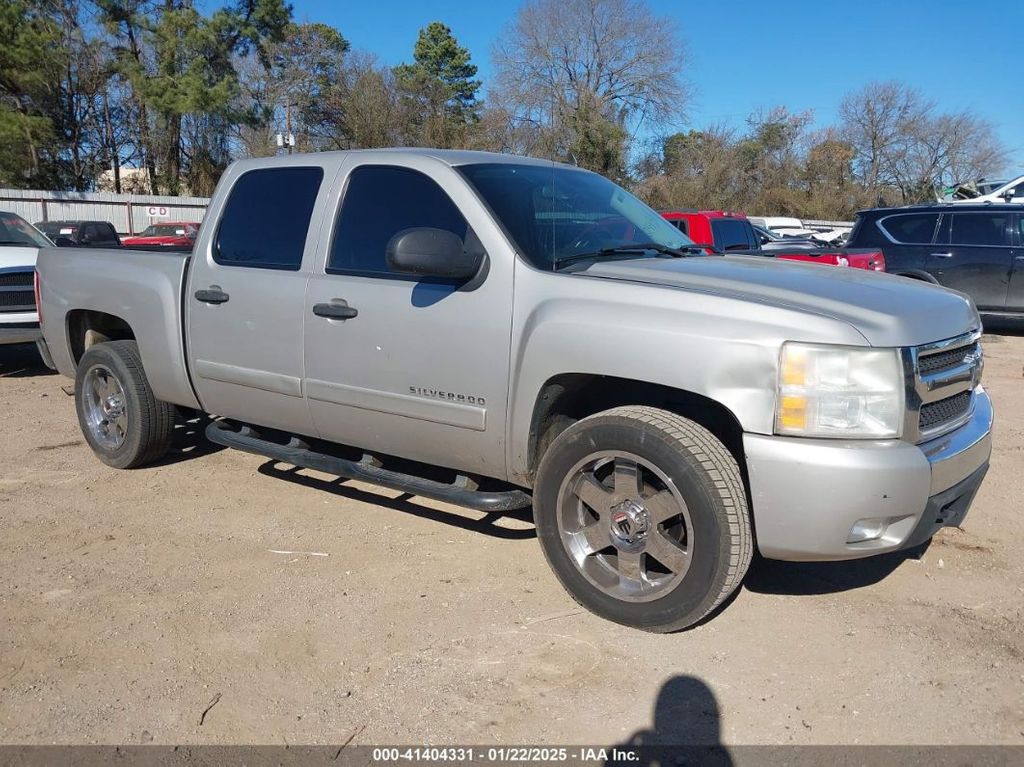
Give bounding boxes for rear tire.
[75,340,175,468]
[533,406,752,632]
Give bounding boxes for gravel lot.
[0,334,1022,746]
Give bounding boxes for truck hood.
[0,245,40,270]
[578,255,978,347]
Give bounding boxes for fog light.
[848,517,889,543]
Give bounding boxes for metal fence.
[1,187,854,238]
[0,188,210,236]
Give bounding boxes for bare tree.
[840,80,1006,202]
[894,111,1006,200]
[838,81,930,191]
[492,0,688,174]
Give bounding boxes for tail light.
[871,252,886,272]
[33,270,42,323]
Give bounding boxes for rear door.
[186,162,334,435]
[929,211,1012,311]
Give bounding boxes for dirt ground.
[0,334,1022,747]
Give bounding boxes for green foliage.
[96,0,291,192]
[394,22,480,147]
[564,99,627,178]
[0,0,66,186]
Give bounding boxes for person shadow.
[609,675,732,766]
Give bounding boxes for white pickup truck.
[0,210,51,357]
[36,150,993,631]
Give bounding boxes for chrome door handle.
[930,252,953,258]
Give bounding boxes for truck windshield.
[0,212,52,248]
[458,163,697,270]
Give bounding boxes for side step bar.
[205,420,532,512]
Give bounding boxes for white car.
[746,216,818,238]
[0,211,52,358]
[945,175,1024,204]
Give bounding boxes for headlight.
[776,342,904,438]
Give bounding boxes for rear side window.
[878,213,939,244]
[949,213,1010,247]
[710,218,755,251]
[215,167,323,270]
[329,166,468,276]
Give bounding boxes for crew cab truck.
[661,209,885,271]
[37,150,993,632]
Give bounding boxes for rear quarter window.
[878,213,940,244]
[214,166,324,270]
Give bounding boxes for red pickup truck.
[661,210,885,271]
[122,222,200,249]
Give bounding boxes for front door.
[303,159,514,479]
[187,163,332,435]
[927,211,1013,312]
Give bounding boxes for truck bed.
[35,246,200,410]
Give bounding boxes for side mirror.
[759,234,770,245]
[54,237,76,248]
[1001,191,1016,203]
[386,227,482,280]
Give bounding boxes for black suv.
[846,203,1022,319]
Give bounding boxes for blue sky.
[290,0,1023,170]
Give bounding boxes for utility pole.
[286,102,293,155]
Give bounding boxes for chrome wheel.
[556,451,693,603]
[82,364,128,450]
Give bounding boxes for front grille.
[920,391,972,431]
[0,270,35,314]
[918,342,978,376]
[907,331,982,441]
[0,289,34,312]
[0,272,33,288]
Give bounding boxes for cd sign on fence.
[146,205,169,218]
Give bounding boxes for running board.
[205,420,532,512]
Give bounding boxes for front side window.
[949,213,1010,247]
[878,213,939,244]
[215,167,323,270]
[458,163,693,270]
[329,166,469,277]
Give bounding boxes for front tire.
[534,406,752,632]
[75,340,175,469]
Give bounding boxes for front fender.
[505,267,868,484]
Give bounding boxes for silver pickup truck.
[36,149,992,632]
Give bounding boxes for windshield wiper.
[553,242,705,270]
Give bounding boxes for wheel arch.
[67,309,136,367]
[893,269,939,284]
[526,373,747,483]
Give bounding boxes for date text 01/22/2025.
[371,747,640,762]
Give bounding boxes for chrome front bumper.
[0,323,42,345]
[744,387,993,561]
